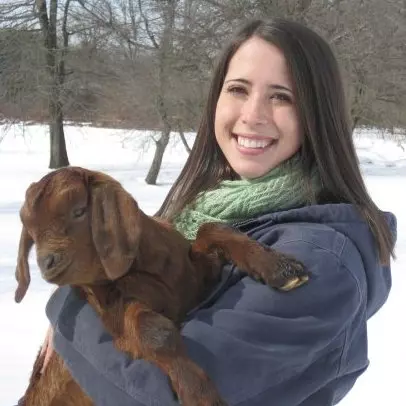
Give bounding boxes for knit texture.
[174,155,322,240]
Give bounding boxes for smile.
[234,135,276,151]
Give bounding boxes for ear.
[15,225,34,303]
[91,183,140,280]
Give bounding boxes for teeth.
[237,136,273,149]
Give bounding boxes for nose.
[241,95,269,126]
[38,253,61,271]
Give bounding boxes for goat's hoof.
[251,250,309,291]
[275,254,309,291]
[279,274,309,291]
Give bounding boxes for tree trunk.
[350,79,365,133]
[178,125,191,153]
[36,0,70,169]
[351,115,360,134]
[49,87,69,168]
[144,0,175,184]
[145,126,171,185]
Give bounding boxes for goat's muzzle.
[37,252,70,282]
[38,252,61,272]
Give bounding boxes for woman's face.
[214,36,302,179]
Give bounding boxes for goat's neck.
[135,212,191,273]
[79,284,120,315]
[133,212,202,318]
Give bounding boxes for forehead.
[23,169,88,218]
[225,36,291,86]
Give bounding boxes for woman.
[39,18,396,405]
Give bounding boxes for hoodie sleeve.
[46,229,365,406]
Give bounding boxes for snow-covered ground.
[0,123,404,405]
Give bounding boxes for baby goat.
[15,167,308,406]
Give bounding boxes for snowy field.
[0,123,405,405]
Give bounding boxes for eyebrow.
[224,78,293,93]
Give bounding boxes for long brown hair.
[156,18,395,264]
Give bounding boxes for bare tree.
[322,0,406,131]
[142,0,176,184]
[0,28,46,121]
[1,0,405,149]
[0,0,71,167]
[36,0,70,168]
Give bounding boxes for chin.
[232,166,272,180]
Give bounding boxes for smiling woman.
[215,37,302,179]
[34,18,396,406]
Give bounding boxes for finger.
[41,345,53,374]
[39,326,54,374]
[39,326,51,356]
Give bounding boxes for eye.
[270,93,293,104]
[226,85,248,96]
[72,206,87,219]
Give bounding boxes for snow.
[0,122,404,405]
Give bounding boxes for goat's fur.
[15,167,309,406]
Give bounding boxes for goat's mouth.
[41,262,72,284]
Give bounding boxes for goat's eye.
[72,207,87,219]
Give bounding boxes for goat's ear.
[91,183,140,280]
[15,225,34,303]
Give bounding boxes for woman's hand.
[39,325,54,374]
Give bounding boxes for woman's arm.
[46,232,366,406]
[48,286,179,406]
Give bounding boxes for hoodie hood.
[238,203,397,319]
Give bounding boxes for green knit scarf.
[173,155,321,240]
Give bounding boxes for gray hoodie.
[45,203,396,405]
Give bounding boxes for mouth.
[232,134,277,155]
[41,262,72,284]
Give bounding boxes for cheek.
[280,109,302,146]
[73,233,94,256]
[289,122,302,148]
[215,96,237,134]
[69,225,95,259]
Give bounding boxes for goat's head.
[15,167,141,303]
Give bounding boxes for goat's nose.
[39,253,60,271]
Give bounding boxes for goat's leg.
[20,350,92,406]
[110,302,227,406]
[192,222,309,291]
[17,347,44,406]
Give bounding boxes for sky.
[0,123,405,406]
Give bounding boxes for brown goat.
[15,167,309,406]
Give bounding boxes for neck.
[174,155,321,240]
